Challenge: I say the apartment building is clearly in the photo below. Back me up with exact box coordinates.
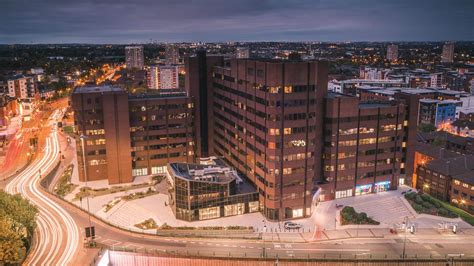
[7,75,39,120]
[147,65,179,89]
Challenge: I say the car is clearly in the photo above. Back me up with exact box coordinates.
[284,222,302,230]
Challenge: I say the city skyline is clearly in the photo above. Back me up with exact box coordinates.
[1,0,473,44]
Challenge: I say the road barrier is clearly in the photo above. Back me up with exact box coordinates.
[92,248,474,266]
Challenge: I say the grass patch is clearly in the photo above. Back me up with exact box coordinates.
[54,164,77,197]
[340,206,380,225]
[404,192,458,219]
[103,198,121,213]
[135,218,158,230]
[121,187,157,201]
[73,181,155,200]
[405,192,474,226]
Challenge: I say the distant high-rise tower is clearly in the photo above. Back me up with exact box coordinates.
[125,46,144,70]
[235,47,250,59]
[165,45,180,65]
[386,44,398,62]
[441,42,455,63]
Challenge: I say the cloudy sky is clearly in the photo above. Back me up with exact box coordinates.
[1,0,473,44]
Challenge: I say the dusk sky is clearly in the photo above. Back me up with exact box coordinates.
[1,0,473,44]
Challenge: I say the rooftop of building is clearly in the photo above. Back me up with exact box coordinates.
[424,154,474,184]
[73,85,124,94]
[168,157,256,194]
[419,98,460,104]
[418,131,474,146]
[452,119,474,130]
[415,142,460,160]
[129,89,188,100]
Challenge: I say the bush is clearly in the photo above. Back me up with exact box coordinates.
[340,206,379,225]
[422,201,433,209]
[412,203,423,213]
[414,195,424,204]
[420,194,431,202]
[404,192,416,200]
[438,208,449,216]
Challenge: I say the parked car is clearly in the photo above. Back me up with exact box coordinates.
[284,222,302,230]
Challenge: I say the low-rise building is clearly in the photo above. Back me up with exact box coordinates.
[166,158,259,221]
[418,99,460,127]
[416,155,474,214]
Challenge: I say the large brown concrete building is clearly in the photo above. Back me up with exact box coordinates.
[72,86,194,184]
[320,93,409,200]
[209,58,328,220]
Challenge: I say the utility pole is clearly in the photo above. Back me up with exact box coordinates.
[80,135,94,246]
[402,216,408,259]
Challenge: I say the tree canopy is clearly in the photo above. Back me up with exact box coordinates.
[0,191,38,264]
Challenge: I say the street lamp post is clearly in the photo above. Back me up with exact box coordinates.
[262,219,267,258]
[402,216,408,259]
[80,135,94,246]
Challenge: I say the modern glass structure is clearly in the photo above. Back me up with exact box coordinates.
[166,158,259,221]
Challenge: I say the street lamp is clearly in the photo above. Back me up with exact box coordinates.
[262,219,267,258]
[402,216,409,259]
[80,134,94,246]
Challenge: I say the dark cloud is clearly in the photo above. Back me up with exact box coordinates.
[0,0,472,43]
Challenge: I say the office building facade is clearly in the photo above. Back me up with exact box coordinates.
[72,86,194,184]
[210,59,328,221]
[320,94,408,200]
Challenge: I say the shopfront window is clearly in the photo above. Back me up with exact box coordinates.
[355,184,372,196]
[375,181,391,193]
[335,189,353,199]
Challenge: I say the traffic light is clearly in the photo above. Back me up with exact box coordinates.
[85,226,95,238]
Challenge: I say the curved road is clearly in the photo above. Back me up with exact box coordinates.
[5,120,80,265]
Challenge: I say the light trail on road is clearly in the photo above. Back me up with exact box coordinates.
[5,123,80,265]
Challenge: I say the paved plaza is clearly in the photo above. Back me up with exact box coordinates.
[58,145,471,234]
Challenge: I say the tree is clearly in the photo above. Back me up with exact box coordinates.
[0,217,25,264]
[0,191,38,262]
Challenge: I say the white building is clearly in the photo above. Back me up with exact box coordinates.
[147,65,179,89]
[235,47,250,59]
[7,75,38,121]
[430,72,443,88]
[125,46,144,70]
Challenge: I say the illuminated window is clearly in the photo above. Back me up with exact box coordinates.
[284,86,293,93]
